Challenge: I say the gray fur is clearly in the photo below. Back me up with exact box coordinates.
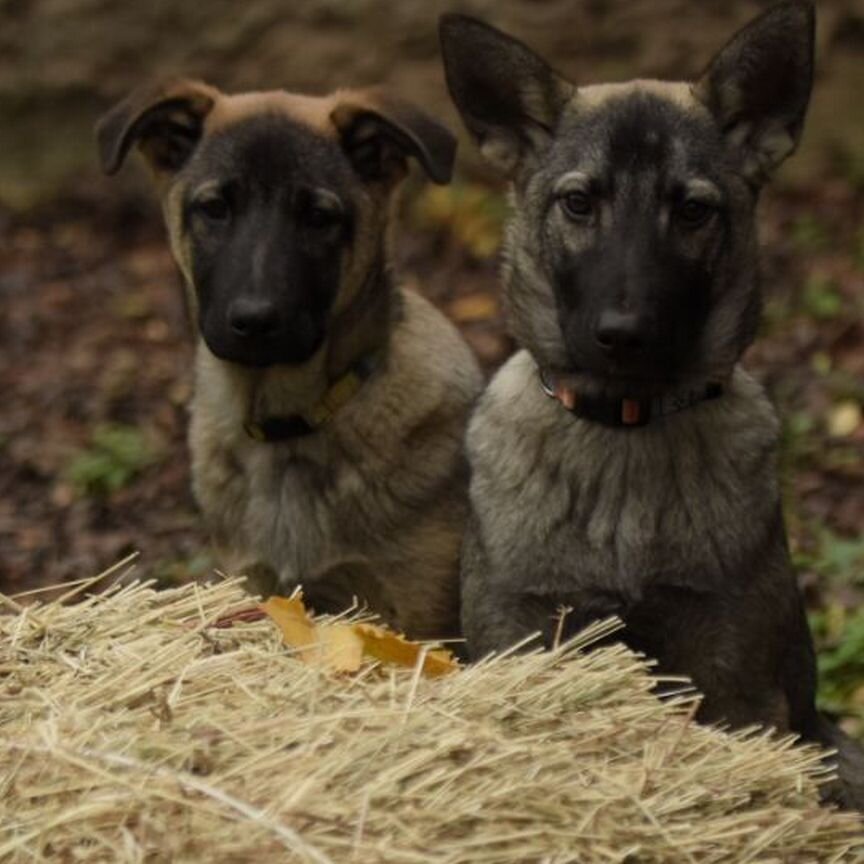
[464,354,801,727]
[442,2,864,810]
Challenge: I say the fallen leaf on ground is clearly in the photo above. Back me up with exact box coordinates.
[447,293,498,323]
[828,400,862,438]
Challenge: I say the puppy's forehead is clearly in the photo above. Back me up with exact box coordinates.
[189,91,352,189]
[575,80,697,112]
[552,81,720,179]
[206,90,340,136]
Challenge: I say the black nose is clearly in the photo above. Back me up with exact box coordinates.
[228,298,279,339]
[594,310,648,354]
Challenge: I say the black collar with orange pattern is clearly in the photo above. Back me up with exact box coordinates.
[538,368,724,428]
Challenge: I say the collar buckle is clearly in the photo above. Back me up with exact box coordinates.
[245,352,381,443]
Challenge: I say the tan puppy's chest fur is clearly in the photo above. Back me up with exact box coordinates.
[192,288,481,638]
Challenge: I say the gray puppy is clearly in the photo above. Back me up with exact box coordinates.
[440,1,864,808]
[98,82,482,640]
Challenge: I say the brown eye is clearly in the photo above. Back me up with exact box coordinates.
[194,196,230,223]
[676,199,715,229]
[303,190,344,230]
[305,204,339,229]
[559,191,593,221]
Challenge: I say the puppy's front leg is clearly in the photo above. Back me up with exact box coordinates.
[284,558,399,628]
[461,521,565,659]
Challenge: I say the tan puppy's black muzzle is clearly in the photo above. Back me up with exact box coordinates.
[216,294,324,369]
[228,296,279,340]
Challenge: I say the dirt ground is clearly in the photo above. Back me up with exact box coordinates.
[1,173,862,725]
[0,191,499,592]
[0,181,860,579]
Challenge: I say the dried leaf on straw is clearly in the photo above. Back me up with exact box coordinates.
[353,622,458,677]
[259,595,316,652]
[260,594,458,676]
[313,623,365,672]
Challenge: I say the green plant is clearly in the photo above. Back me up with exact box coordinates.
[811,606,864,728]
[66,423,158,498]
[151,554,215,588]
[801,274,843,321]
[801,529,864,733]
[803,530,864,586]
[789,214,831,254]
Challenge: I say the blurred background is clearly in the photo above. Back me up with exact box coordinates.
[0,0,862,732]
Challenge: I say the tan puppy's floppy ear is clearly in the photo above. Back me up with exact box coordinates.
[693,1,815,184]
[331,89,457,186]
[96,79,219,176]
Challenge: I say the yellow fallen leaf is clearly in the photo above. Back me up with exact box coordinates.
[317,624,364,673]
[262,596,363,672]
[447,293,499,323]
[827,400,862,438]
[260,595,315,651]
[412,183,505,260]
[261,595,459,677]
[354,623,459,677]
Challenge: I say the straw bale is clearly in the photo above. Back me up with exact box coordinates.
[1,576,862,863]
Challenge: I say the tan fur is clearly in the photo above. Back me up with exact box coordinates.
[206,91,337,136]
[204,88,392,136]
[575,80,700,111]
[192,288,481,638]
[100,79,480,638]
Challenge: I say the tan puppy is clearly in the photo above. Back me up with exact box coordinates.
[98,81,482,639]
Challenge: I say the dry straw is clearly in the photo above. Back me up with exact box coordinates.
[1,573,862,862]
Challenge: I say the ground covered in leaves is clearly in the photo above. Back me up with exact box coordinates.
[0,177,862,729]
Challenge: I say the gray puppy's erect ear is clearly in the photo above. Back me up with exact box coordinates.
[694,0,815,185]
[438,14,573,176]
[96,79,218,176]
[331,89,457,186]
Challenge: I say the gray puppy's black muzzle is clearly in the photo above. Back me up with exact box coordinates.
[562,309,675,382]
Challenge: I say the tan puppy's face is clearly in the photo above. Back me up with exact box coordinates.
[98,84,456,368]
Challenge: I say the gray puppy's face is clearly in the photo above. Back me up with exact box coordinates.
[441,2,814,397]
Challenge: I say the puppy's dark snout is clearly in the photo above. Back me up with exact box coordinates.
[594,310,647,354]
[228,297,279,339]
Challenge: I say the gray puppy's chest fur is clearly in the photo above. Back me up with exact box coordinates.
[469,351,780,604]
